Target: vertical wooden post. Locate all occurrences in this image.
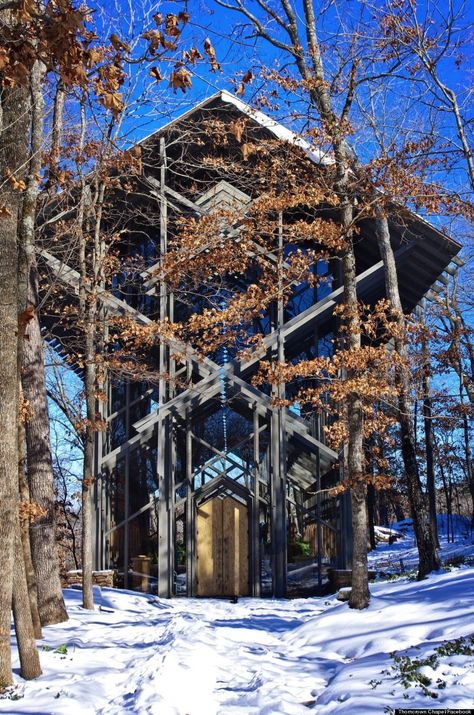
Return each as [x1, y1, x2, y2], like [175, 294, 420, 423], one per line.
[271, 411, 286, 596]
[92, 360, 107, 570]
[252, 406, 261, 596]
[185, 413, 195, 595]
[92, 452, 101, 571]
[92, 471, 102, 571]
[123, 455, 130, 589]
[157, 137, 174, 597]
[315, 415, 322, 590]
[271, 212, 287, 597]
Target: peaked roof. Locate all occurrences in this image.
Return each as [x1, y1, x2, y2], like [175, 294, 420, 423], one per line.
[137, 88, 461, 267]
[138, 89, 331, 165]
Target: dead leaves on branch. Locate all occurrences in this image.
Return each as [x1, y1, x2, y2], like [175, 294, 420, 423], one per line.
[4, 169, 27, 192]
[204, 37, 221, 73]
[329, 471, 393, 498]
[73, 417, 107, 434]
[253, 300, 407, 455]
[0, 3, 212, 120]
[19, 395, 34, 424]
[149, 67, 163, 82]
[169, 38, 220, 93]
[363, 137, 474, 221]
[235, 69, 253, 96]
[19, 500, 47, 523]
[109, 33, 130, 54]
[170, 67, 192, 93]
[1, 0, 95, 88]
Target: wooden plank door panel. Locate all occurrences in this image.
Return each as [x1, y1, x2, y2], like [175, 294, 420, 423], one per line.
[222, 497, 249, 596]
[196, 496, 249, 597]
[196, 499, 223, 596]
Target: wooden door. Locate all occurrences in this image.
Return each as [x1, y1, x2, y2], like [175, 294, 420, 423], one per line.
[196, 496, 249, 597]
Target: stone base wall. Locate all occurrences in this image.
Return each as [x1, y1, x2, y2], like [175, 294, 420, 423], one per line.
[61, 569, 115, 589]
[328, 568, 376, 591]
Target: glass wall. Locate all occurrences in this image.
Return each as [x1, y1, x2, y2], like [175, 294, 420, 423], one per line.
[105, 444, 160, 592]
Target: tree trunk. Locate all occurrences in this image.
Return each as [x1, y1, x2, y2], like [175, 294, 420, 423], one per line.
[76, 95, 95, 612]
[378, 489, 389, 526]
[0, 170, 19, 688]
[51, 81, 65, 163]
[392, 492, 405, 522]
[367, 484, 376, 551]
[421, 319, 439, 548]
[343, 244, 369, 611]
[213, 0, 371, 607]
[22, 287, 68, 625]
[299, 0, 369, 608]
[350, 482, 370, 607]
[20, 61, 68, 627]
[18, 416, 42, 640]
[12, 525, 42, 680]
[375, 213, 440, 578]
[81, 325, 96, 611]
[0, 61, 30, 686]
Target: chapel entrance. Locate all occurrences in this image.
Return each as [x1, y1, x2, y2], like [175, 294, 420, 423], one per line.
[196, 495, 250, 597]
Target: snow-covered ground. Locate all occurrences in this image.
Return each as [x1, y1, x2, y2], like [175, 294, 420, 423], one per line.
[2, 515, 473, 714]
[368, 514, 474, 573]
[2, 565, 474, 714]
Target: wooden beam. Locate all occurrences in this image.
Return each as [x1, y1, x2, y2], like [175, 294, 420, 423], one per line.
[40, 249, 152, 326]
[157, 138, 174, 598]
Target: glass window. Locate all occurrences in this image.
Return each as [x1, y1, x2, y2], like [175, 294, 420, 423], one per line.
[110, 412, 127, 451]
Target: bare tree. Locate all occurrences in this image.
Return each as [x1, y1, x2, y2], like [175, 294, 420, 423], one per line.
[20, 59, 68, 626]
[376, 0, 474, 192]
[0, 7, 41, 683]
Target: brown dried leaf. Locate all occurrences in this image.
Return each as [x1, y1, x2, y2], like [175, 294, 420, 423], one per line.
[164, 13, 181, 37]
[5, 169, 26, 191]
[0, 48, 9, 71]
[169, 68, 192, 93]
[19, 500, 47, 523]
[203, 37, 221, 73]
[110, 33, 130, 53]
[101, 91, 124, 117]
[149, 66, 163, 82]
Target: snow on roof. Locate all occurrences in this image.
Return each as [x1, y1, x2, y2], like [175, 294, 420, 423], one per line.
[219, 90, 331, 164]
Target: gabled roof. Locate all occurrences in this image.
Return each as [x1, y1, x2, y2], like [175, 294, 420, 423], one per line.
[139, 89, 460, 244]
[138, 89, 331, 165]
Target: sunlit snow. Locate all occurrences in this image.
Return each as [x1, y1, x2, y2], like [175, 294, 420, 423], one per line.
[2, 521, 474, 714]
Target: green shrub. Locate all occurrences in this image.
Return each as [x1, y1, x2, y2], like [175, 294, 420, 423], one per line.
[435, 634, 474, 657]
[287, 540, 311, 561]
[390, 634, 474, 698]
[391, 653, 440, 698]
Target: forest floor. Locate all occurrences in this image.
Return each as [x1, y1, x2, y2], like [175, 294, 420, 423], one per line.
[2, 521, 474, 714]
